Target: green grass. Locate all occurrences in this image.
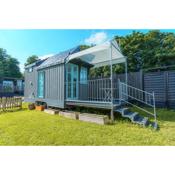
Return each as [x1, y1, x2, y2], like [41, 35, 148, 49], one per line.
[0, 104, 175, 145]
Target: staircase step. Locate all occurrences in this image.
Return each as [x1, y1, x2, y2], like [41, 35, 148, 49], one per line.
[115, 107, 130, 115]
[122, 108, 130, 115]
[132, 115, 149, 126]
[115, 107, 157, 129]
[125, 112, 139, 121]
[150, 121, 159, 130]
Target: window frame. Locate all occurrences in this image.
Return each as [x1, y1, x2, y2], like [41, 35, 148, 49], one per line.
[80, 66, 88, 84]
[37, 71, 45, 98]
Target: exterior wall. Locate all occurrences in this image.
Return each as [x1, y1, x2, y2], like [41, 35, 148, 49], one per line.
[24, 67, 37, 103]
[39, 64, 65, 108]
[24, 63, 65, 108]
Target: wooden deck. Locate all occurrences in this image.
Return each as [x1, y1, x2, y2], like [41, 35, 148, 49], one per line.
[65, 99, 121, 109]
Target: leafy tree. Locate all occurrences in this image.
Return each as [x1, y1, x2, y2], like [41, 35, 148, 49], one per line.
[90, 30, 175, 77]
[0, 48, 22, 78]
[116, 30, 175, 72]
[4, 57, 22, 78]
[0, 48, 8, 77]
[25, 55, 38, 66]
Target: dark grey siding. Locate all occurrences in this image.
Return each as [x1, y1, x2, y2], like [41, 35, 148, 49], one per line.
[167, 71, 175, 108]
[24, 67, 37, 103]
[24, 63, 65, 108]
[144, 72, 166, 107]
[36, 64, 65, 108]
[143, 71, 175, 108]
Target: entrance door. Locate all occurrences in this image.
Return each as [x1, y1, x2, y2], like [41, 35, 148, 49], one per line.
[38, 71, 45, 98]
[66, 63, 78, 100]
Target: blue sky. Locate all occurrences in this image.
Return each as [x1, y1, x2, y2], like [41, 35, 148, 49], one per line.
[0, 29, 175, 72]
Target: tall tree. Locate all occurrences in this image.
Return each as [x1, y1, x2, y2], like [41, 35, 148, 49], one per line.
[89, 30, 175, 77]
[0, 48, 8, 77]
[116, 30, 175, 72]
[0, 48, 22, 78]
[25, 55, 38, 66]
[4, 57, 22, 78]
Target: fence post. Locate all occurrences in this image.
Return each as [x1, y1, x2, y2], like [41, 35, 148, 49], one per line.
[2, 97, 6, 111]
[20, 98, 22, 109]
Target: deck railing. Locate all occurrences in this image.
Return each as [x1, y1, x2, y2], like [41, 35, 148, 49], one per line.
[66, 78, 119, 103]
[118, 80, 157, 121]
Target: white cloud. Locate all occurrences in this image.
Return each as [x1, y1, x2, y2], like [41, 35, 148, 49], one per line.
[39, 54, 54, 60]
[85, 32, 108, 45]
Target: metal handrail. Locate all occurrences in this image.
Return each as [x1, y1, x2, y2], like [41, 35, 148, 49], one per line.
[119, 80, 157, 122]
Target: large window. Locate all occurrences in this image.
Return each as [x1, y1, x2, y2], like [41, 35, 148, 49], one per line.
[80, 66, 87, 84]
[38, 71, 45, 98]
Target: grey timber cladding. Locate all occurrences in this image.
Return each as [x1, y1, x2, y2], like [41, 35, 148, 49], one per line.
[38, 64, 65, 108]
[167, 71, 175, 108]
[24, 67, 37, 102]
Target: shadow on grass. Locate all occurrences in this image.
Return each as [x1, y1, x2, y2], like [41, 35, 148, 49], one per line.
[0, 107, 28, 115]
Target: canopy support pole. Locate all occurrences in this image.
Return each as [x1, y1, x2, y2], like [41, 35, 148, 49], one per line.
[110, 42, 114, 122]
[125, 57, 128, 101]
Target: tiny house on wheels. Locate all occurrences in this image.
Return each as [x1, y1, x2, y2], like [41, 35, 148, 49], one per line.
[24, 40, 157, 128]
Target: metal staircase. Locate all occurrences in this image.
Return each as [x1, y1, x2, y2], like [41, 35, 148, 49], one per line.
[116, 80, 158, 130]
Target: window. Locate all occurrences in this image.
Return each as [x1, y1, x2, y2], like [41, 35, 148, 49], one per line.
[66, 63, 79, 99]
[2, 81, 14, 92]
[38, 71, 45, 98]
[80, 67, 87, 84]
[28, 67, 33, 73]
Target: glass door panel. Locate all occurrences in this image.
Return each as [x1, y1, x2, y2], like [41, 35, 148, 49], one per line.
[38, 71, 45, 98]
[66, 63, 78, 99]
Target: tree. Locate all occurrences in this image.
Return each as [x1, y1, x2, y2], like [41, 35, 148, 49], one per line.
[0, 48, 22, 78]
[0, 48, 8, 77]
[89, 30, 175, 77]
[25, 55, 39, 66]
[4, 57, 22, 78]
[115, 30, 175, 72]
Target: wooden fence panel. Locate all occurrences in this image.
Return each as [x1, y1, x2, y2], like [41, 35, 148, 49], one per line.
[167, 71, 175, 108]
[144, 71, 175, 108]
[0, 97, 22, 111]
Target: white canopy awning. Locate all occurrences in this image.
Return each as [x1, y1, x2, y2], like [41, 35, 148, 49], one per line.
[66, 40, 126, 68]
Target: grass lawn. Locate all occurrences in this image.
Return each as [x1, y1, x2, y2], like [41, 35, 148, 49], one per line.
[0, 103, 175, 145]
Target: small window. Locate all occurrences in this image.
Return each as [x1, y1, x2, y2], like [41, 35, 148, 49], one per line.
[80, 67, 87, 84]
[28, 67, 33, 73]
